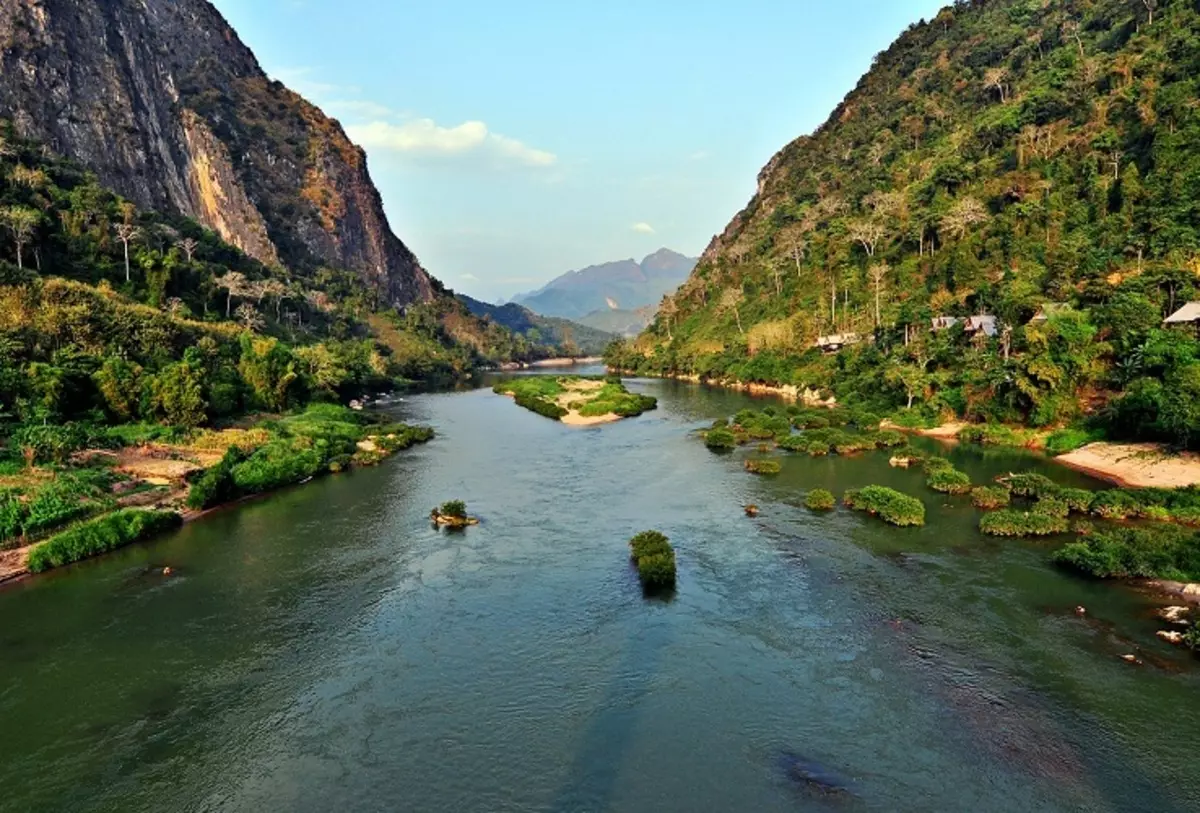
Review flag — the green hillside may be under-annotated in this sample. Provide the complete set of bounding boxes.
[609,0,1200,447]
[457,294,616,356]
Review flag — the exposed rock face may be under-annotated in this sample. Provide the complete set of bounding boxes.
[0,0,434,306]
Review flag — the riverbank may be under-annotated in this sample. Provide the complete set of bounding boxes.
[496,356,604,371]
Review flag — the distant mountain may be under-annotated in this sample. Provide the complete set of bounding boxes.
[457,295,617,356]
[513,249,696,320]
[575,306,657,337]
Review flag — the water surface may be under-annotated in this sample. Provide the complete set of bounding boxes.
[1,377,1197,812]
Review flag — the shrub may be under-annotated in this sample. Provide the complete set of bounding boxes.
[628,530,676,590]
[230,439,324,495]
[872,429,906,448]
[1071,519,1095,536]
[998,473,1057,498]
[745,459,782,475]
[979,510,1069,537]
[958,423,1022,447]
[439,500,467,519]
[704,428,737,450]
[27,509,182,573]
[1033,496,1070,518]
[1044,427,1104,455]
[777,435,807,452]
[1089,490,1143,520]
[923,456,955,475]
[804,440,831,456]
[1058,488,1095,514]
[927,468,972,495]
[1053,525,1200,581]
[186,445,246,509]
[843,486,925,527]
[971,486,1011,509]
[514,392,567,420]
[805,489,836,511]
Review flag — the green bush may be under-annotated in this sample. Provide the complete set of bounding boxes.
[1032,496,1070,518]
[971,486,1011,509]
[923,456,955,475]
[439,500,467,519]
[514,392,567,420]
[1053,525,1200,581]
[1044,427,1104,455]
[804,440,831,456]
[979,510,1069,537]
[628,530,676,590]
[745,459,782,475]
[704,428,737,450]
[1057,488,1095,514]
[186,445,246,509]
[777,435,807,452]
[805,489,836,511]
[872,429,906,448]
[927,468,972,495]
[958,423,1022,447]
[999,473,1057,498]
[230,439,324,495]
[27,509,182,573]
[843,486,925,527]
[1089,489,1143,520]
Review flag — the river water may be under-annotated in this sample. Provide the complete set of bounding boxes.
[1,375,1197,812]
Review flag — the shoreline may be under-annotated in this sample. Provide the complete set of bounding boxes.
[630,369,1200,488]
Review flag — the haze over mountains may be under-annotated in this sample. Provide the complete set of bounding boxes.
[511,249,696,329]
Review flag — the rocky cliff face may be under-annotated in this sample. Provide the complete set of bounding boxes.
[0,0,433,306]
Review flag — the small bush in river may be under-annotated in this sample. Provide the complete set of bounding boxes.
[843,486,925,527]
[979,510,1069,537]
[704,428,737,450]
[1053,525,1200,581]
[628,530,676,590]
[805,489,836,511]
[927,468,972,495]
[744,459,782,476]
[438,500,467,519]
[971,486,1011,509]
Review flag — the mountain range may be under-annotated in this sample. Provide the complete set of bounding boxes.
[512,248,696,327]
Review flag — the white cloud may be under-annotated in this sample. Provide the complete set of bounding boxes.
[632,222,656,234]
[460,273,479,281]
[346,118,557,168]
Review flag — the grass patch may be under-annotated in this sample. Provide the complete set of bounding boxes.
[971,486,1011,509]
[805,489,836,511]
[744,459,782,475]
[27,509,181,573]
[927,467,972,495]
[1044,427,1105,455]
[704,428,737,450]
[843,486,925,527]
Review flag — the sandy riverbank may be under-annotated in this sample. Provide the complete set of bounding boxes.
[554,378,621,426]
[1055,443,1200,488]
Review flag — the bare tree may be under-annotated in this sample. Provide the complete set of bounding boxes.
[940,197,989,240]
[234,302,265,332]
[0,206,38,269]
[868,262,890,328]
[1062,19,1084,58]
[719,287,745,335]
[114,222,141,282]
[1142,0,1157,25]
[789,236,807,276]
[983,67,1009,103]
[848,219,887,257]
[658,296,678,341]
[176,237,199,264]
[766,259,783,297]
[218,271,249,318]
[164,297,186,318]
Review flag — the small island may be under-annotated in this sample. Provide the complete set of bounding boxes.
[431,500,479,529]
[493,375,657,426]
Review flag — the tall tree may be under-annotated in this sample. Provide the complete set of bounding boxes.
[719,287,745,335]
[113,222,141,282]
[0,206,38,269]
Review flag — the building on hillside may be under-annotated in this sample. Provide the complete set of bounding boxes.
[1164,302,1200,329]
[815,332,864,353]
[930,316,959,331]
[1028,302,1070,325]
[963,314,998,338]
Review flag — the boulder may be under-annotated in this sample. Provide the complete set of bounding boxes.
[1156,630,1185,646]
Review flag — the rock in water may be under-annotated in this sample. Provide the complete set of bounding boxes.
[777,751,855,796]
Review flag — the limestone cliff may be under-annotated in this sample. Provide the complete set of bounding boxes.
[0,0,434,306]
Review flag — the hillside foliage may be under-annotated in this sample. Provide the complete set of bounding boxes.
[610,0,1200,447]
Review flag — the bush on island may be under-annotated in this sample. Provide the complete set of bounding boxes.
[745,459,783,476]
[1053,525,1200,581]
[805,489,836,511]
[704,428,737,450]
[628,530,676,590]
[979,509,1069,537]
[971,486,1011,509]
[843,486,925,527]
[927,468,972,495]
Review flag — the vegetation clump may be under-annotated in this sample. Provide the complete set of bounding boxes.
[927,467,972,495]
[744,459,782,476]
[805,489,836,511]
[27,509,182,573]
[432,499,478,529]
[494,375,655,422]
[979,510,1069,538]
[843,486,925,527]
[1054,526,1200,582]
[628,530,676,591]
[704,428,738,450]
[971,486,1011,510]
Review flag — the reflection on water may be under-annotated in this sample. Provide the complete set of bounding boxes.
[0,377,1197,812]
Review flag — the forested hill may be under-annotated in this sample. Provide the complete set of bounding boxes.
[610,0,1200,447]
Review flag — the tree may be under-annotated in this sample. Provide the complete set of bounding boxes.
[1141,0,1157,26]
[0,206,38,269]
[869,262,890,327]
[235,302,265,332]
[113,222,141,282]
[658,296,678,341]
[719,287,745,335]
[983,67,1009,103]
[886,360,928,409]
[218,271,249,318]
[941,197,989,240]
[848,219,887,257]
[176,237,199,264]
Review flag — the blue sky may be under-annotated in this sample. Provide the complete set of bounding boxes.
[211,0,948,302]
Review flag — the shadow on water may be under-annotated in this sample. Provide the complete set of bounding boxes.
[548,616,672,813]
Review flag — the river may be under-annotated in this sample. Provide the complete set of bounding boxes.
[1,374,1197,812]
